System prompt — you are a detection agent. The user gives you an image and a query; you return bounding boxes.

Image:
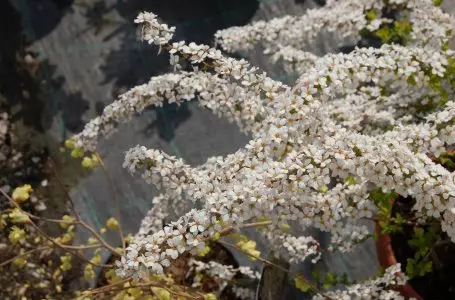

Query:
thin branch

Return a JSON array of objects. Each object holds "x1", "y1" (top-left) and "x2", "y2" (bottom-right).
[
  {"x1": 48, "y1": 158, "x2": 81, "y2": 222},
  {"x1": 79, "y1": 279, "x2": 202, "y2": 299},
  {"x1": 21, "y1": 208, "x2": 122, "y2": 255},
  {"x1": 217, "y1": 240, "x2": 329, "y2": 298},
  {"x1": 26, "y1": 212, "x2": 79, "y2": 224},
  {"x1": 78, "y1": 277, "x2": 132, "y2": 298},
  {"x1": 95, "y1": 153, "x2": 126, "y2": 251},
  {"x1": 241, "y1": 221, "x2": 272, "y2": 229},
  {"x1": 0, "y1": 246, "x2": 50, "y2": 268},
  {"x1": 48, "y1": 158, "x2": 123, "y2": 256},
  {"x1": 61, "y1": 243, "x2": 102, "y2": 250},
  {"x1": 0, "y1": 188, "x2": 111, "y2": 268},
  {"x1": 78, "y1": 218, "x2": 123, "y2": 257}
]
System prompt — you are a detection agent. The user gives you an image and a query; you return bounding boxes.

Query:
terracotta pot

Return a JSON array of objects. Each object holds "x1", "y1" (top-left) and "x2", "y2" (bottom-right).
[
  {"x1": 375, "y1": 223, "x2": 424, "y2": 300},
  {"x1": 375, "y1": 149, "x2": 454, "y2": 299}
]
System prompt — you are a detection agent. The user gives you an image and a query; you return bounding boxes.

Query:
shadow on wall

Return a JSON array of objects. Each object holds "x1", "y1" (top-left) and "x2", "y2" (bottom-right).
[
  {"x1": 3, "y1": 0, "x2": 258, "y2": 136},
  {"x1": 10, "y1": 0, "x2": 74, "y2": 41},
  {"x1": 0, "y1": 0, "x2": 90, "y2": 133},
  {"x1": 141, "y1": 103, "x2": 192, "y2": 141},
  {"x1": 80, "y1": 0, "x2": 259, "y2": 140}
]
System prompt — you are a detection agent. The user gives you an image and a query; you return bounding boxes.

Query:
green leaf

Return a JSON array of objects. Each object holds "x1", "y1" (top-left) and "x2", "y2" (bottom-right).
[
  {"x1": 420, "y1": 260, "x2": 433, "y2": 277},
  {"x1": 406, "y1": 258, "x2": 416, "y2": 278},
  {"x1": 311, "y1": 269, "x2": 321, "y2": 287},
  {"x1": 323, "y1": 272, "x2": 338, "y2": 289},
  {"x1": 433, "y1": 0, "x2": 443, "y2": 6},
  {"x1": 366, "y1": 10, "x2": 377, "y2": 22},
  {"x1": 345, "y1": 176, "x2": 356, "y2": 185},
  {"x1": 340, "y1": 273, "x2": 349, "y2": 285},
  {"x1": 374, "y1": 26, "x2": 391, "y2": 43},
  {"x1": 204, "y1": 294, "x2": 217, "y2": 300},
  {"x1": 393, "y1": 21, "x2": 412, "y2": 44},
  {"x1": 405, "y1": 226, "x2": 441, "y2": 279},
  {"x1": 295, "y1": 276, "x2": 311, "y2": 292},
  {"x1": 352, "y1": 145, "x2": 362, "y2": 157},
  {"x1": 151, "y1": 288, "x2": 171, "y2": 300},
  {"x1": 370, "y1": 188, "x2": 396, "y2": 208},
  {"x1": 320, "y1": 185, "x2": 329, "y2": 193},
  {"x1": 407, "y1": 75, "x2": 417, "y2": 86},
  {"x1": 70, "y1": 147, "x2": 84, "y2": 158}
]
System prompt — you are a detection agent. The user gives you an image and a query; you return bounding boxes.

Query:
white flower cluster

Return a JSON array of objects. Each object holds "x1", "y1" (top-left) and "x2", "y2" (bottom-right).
[
  {"x1": 313, "y1": 263, "x2": 408, "y2": 300},
  {"x1": 188, "y1": 259, "x2": 259, "y2": 298},
  {"x1": 232, "y1": 287, "x2": 256, "y2": 300},
  {"x1": 293, "y1": 45, "x2": 448, "y2": 102},
  {"x1": 216, "y1": 0, "x2": 452, "y2": 52},
  {"x1": 215, "y1": 0, "x2": 454, "y2": 74},
  {"x1": 135, "y1": 194, "x2": 171, "y2": 239},
  {"x1": 407, "y1": 0, "x2": 455, "y2": 50},
  {"x1": 72, "y1": 71, "x2": 267, "y2": 150},
  {"x1": 188, "y1": 259, "x2": 260, "y2": 283},
  {"x1": 278, "y1": 234, "x2": 321, "y2": 264},
  {"x1": 135, "y1": 12, "x2": 175, "y2": 46},
  {"x1": 214, "y1": 0, "x2": 379, "y2": 53},
  {"x1": 72, "y1": 0, "x2": 455, "y2": 297},
  {"x1": 269, "y1": 46, "x2": 318, "y2": 75}
]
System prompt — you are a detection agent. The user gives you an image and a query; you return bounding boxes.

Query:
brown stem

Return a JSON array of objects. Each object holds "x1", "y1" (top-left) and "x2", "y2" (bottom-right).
[
  {"x1": 0, "y1": 188, "x2": 111, "y2": 268},
  {"x1": 77, "y1": 276, "x2": 132, "y2": 298},
  {"x1": 78, "y1": 277, "x2": 201, "y2": 299},
  {"x1": 23, "y1": 209, "x2": 122, "y2": 255},
  {"x1": 0, "y1": 246, "x2": 50, "y2": 267},
  {"x1": 241, "y1": 221, "x2": 272, "y2": 229},
  {"x1": 32, "y1": 221, "x2": 112, "y2": 268},
  {"x1": 77, "y1": 218, "x2": 123, "y2": 257},
  {"x1": 93, "y1": 283, "x2": 200, "y2": 299},
  {"x1": 26, "y1": 212, "x2": 79, "y2": 224},
  {"x1": 60, "y1": 243, "x2": 102, "y2": 250},
  {"x1": 48, "y1": 159, "x2": 123, "y2": 256}
]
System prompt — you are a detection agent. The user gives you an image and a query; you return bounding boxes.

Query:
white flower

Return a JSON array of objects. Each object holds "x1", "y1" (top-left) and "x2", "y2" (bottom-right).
[
  {"x1": 169, "y1": 54, "x2": 181, "y2": 71},
  {"x1": 72, "y1": 4, "x2": 455, "y2": 297}
]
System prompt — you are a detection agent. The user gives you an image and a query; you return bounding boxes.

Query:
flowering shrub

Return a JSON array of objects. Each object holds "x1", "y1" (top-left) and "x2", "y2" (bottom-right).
[{"x1": 14, "y1": 0, "x2": 455, "y2": 298}]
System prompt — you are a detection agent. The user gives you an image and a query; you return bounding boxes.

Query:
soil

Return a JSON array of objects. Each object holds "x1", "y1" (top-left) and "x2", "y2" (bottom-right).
[{"x1": 390, "y1": 196, "x2": 455, "y2": 300}]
